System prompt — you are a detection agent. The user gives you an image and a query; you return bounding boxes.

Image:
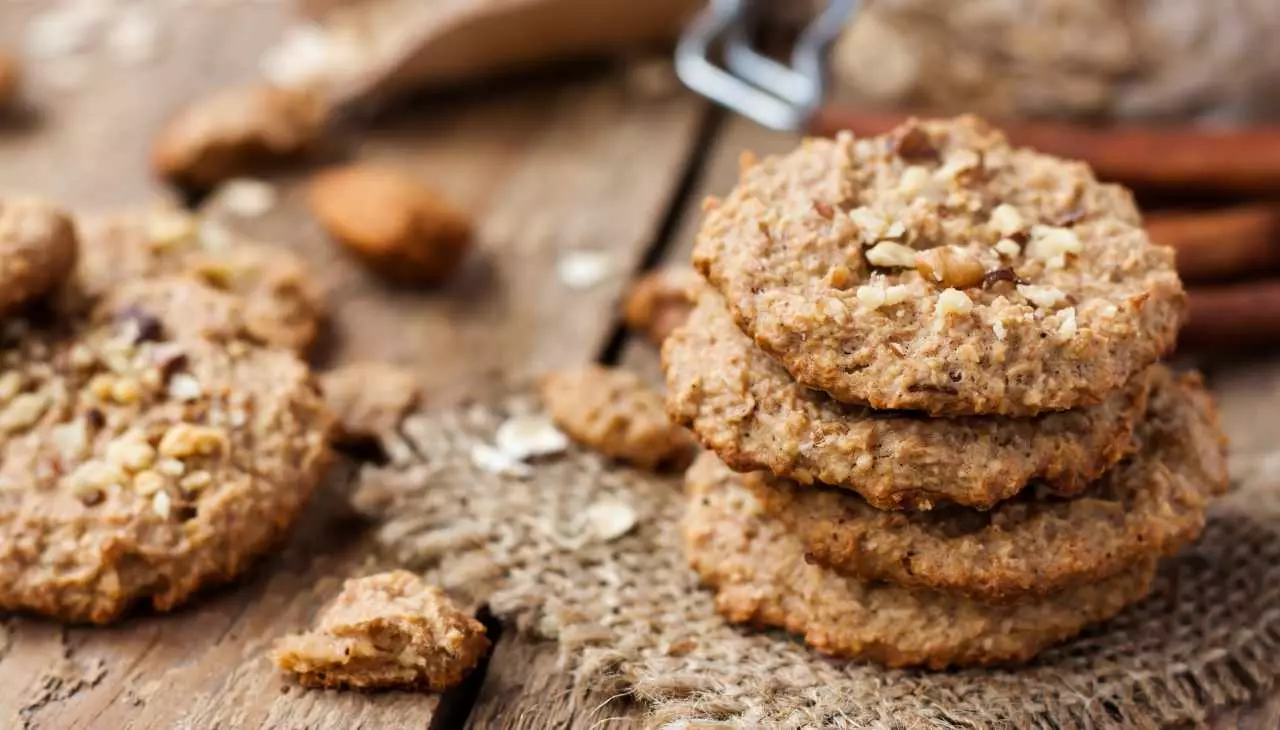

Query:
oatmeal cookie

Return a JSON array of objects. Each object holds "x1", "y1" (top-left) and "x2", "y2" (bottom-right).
[
  {"x1": 0, "y1": 278, "x2": 332, "y2": 623},
  {"x1": 665, "y1": 291, "x2": 1149, "y2": 509},
  {"x1": 692, "y1": 116, "x2": 1185, "y2": 415},
  {"x1": 320, "y1": 362, "x2": 420, "y2": 445},
  {"x1": 0, "y1": 199, "x2": 78, "y2": 315},
  {"x1": 684, "y1": 456, "x2": 1158, "y2": 669},
  {"x1": 541, "y1": 365, "x2": 694, "y2": 471},
  {"x1": 712, "y1": 367, "x2": 1223, "y2": 605},
  {"x1": 273, "y1": 570, "x2": 489, "y2": 691},
  {"x1": 75, "y1": 208, "x2": 324, "y2": 355}
]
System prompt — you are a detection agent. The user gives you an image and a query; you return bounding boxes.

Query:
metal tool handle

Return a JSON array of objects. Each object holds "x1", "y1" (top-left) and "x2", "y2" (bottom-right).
[{"x1": 676, "y1": 0, "x2": 859, "y2": 131}]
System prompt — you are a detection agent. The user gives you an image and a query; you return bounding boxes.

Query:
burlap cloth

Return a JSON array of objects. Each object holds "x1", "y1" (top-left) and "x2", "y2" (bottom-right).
[{"x1": 351, "y1": 398, "x2": 1280, "y2": 729}]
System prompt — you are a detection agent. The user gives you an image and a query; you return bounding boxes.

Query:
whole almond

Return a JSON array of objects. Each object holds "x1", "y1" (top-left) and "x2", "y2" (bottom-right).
[
  {"x1": 307, "y1": 165, "x2": 472, "y2": 287},
  {"x1": 152, "y1": 84, "x2": 323, "y2": 190}
]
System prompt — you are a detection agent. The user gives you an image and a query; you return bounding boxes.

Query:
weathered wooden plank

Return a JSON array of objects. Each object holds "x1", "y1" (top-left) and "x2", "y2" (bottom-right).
[
  {"x1": 0, "y1": 60, "x2": 709, "y2": 728},
  {"x1": 0, "y1": 1, "x2": 288, "y2": 209}
]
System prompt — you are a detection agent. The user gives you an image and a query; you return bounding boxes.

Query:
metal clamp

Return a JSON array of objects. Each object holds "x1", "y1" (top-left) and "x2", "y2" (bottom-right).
[{"x1": 676, "y1": 0, "x2": 859, "y2": 131}]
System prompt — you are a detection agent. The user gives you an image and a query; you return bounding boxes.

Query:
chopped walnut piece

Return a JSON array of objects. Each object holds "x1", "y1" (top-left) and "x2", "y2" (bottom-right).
[
  {"x1": 541, "y1": 365, "x2": 694, "y2": 471},
  {"x1": 622, "y1": 267, "x2": 699, "y2": 344},
  {"x1": 1017, "y1": 284, "x2": 1068, "y2": 310},
  {"x1": 152, "y1": 84, "x2": 323, "y2": 190},
  {"x1": 915, "y1": 246, "x2": 984, "y2": 289},
  {"x1": 989, "y1": 204, "x2": 1025, "y2": 237},
  {"x1": 865, "y1": 241, "x2": 918, "y2": 268},
  {"x1": 308, "y1": 165, "x2": 473, "y2": 287},
  {"x1": 934, "y1": 288, "x2": 973, "y2": 319},
  {"x1": 1024, "y1": 225, "x2": 1082, "y2": 269},
  {"x1": 272, "y1": 571, "x2": 489, "y2": 692}
]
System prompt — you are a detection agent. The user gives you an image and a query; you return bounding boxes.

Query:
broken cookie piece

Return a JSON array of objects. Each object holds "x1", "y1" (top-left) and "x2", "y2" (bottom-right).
[
  {"x1": 320, "y1": 361, "x2": 420, "y2": 446},
  {"x1": 622, "y1": 266, "x2": 699, "y2": 344},
  {"x1": 273, "y1": 570, "x2": 489, "y2": 691},
  {"x1": 541, "y1": 365, "x2": 694, "y2": 471},
  {"x1": 307, "y1": 164, "x2": 473, "y2": 287},
  {"x1": 152, "y1": 84, "x2": 324, "y2": 190},
  {"x1": 0, "y1": 198, "x2": 78, "y2": 315}
]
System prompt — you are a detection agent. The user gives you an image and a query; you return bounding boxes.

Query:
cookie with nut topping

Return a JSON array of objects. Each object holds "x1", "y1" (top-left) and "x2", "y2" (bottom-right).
[
  {"x1": 75, "y1": 208, "x2": 325, "y2": 355},
  {"x1": 0, "y1": 277, "x2": 331, "y2": 623},
  {"x1": 692, "y1": 116, "x2": 1186, "y2": 416},
  {"x1": 664, "y1": 290, "x2": 1151, "y2": 510}
]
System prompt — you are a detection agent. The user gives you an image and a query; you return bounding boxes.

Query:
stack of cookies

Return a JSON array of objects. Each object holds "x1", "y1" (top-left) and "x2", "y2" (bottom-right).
[{"x1": 663, "y1": 116, "x2": 1230, "y2": 669}]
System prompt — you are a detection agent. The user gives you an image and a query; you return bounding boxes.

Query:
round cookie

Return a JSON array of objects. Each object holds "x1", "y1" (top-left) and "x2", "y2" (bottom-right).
[
  {"x1": 692, "y1": 116, "x2": 1185, "y2": 416},
  {"x1": 75, "y1": 208, "x2": 325, "y2": 355},
  {"x1": 0, "y1": 277, "x2": 332, "y2": 623},
  {"x1": 665, "y1": 290, "x2": 1150, "y2": 509},
  {"x1": 683, "y1": 456, "x2": 1158, "y2": 669},
  {"x1": 0, "y1": 198, "x2": 78, "y2": 315},
  {"x1": 735, "y1": 366, "x2": 1228, "y2": 602}
]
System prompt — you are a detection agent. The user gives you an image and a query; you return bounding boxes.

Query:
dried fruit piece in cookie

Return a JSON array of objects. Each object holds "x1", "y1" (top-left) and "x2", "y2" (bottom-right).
[
  {"x1": 321, "y1": 361, "x2": 420, "y2": 446},
  {"x1": 541, "y1": 365, "x2": 694, "y2": 471},
  {"x1": 0, "y1": 278, "x2": 332, "y2": 623},
  {"x1": 713, "y1": 367, "x2": 1225, "y2": 602},
  {"x1": 622, "y1": 267, "x2": 700, "y2": 344},
  {"x1": 683, "y1": 457, "x2": 1158, "y2": 669},
  {"x1": 0, "y1": 199, "x2": 78, "y2": 315},
  {"x1": 75, "y1": 208, "x2": 325, "y2": 355},
  {"x1": 693, "y1": 116, "x2": 1186, "y2": 416},
  {"x1": 152, "y1": 84, "x2": 324, "y2": 190},
  {"x1": 307, "y1": 165, "x2": 473, "y2": 287},
  {"x1": 665, "y1": 291, "x2": 1150, "y2": 509},
  {"x1": 273, "y1": 570, "x2": 489, "y2": 691}
]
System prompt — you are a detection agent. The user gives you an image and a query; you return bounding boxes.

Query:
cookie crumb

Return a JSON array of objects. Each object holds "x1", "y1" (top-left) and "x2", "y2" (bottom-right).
[
  {"x1": 320, "y1": 362, "x2": 420, "y2": 445},
  {"x1": 307, "y1": 165, "x2": 473, "y2": 287},
  {"x1": 622, "y1": 267, "x2": 699, "y2": 344},
  {"x1": 273, "y1": 571, "x2": 489, "y2": 692},
  {"x1": 541, "y1": 365, "x2": 694, "y2": 471},
  {"x1": 152, "y1": 84, "x2": 323, "y2": 190}
]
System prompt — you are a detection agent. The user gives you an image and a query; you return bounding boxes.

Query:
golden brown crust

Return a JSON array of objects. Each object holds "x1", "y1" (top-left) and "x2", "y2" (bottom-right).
[
  {"x1": 684, "y1": 456, "x2": 1158, "y2": 669},
  {"x1": 320, "y1": 362, "x2": 420, "y2": 444},
  {"x1": 541, "y1": 365, "x2": 694, "y2": 471},
  {"x1": 622, "y1": 267, "x2": 699, "y2": 344},
  {"x1": 664, "y1": 290, "x2": 1150, "y2": 509},
  {"x1": 75, "y1": 208, "x2": 325, "y2": 355},
  {"x1": 272, "y1": 570, "x2": 489, "y2": 691},
  {"x1": 692, "y1": 116, "x2": 1186, "y2": 416},
  {"x1": 152, "y1": 85, "x2": 323, "y2": 190},
  {"x1": 0, "y1": 278, "x2": 332, "y2": 624},
  {"x1": 706, "y1": 366, "x2": 1228, "y2": 604},
  {"x1": 307, "y1": 165, "x2": 473, "y2": 287},
  {"x1": 0, "y1": 199, "x2": 78, "y2": 315}
]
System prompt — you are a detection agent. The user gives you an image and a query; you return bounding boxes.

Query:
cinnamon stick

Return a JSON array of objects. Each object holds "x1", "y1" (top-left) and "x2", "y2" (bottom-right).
[
  {"x1": 1146, "y1": 205, "x2": 1280, "y2": 283},
  {"x1": 810, "y1": 107, "x2": 1280, "y2": 196},
  {"x1": 1181, "y1": 281, "x2": 1280, "y2": 349}
]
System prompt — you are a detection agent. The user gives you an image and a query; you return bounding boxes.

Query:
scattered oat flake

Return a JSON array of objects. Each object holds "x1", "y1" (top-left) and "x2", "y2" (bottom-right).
[
  {"x1": 494, "y1": 414, "x2": 568, "y2": 461},
  {"x1": 469, "y1": 443, "x2": 533, "y2": 478},
  {"x1": 585, "y1": 500, "x2": 637, "y2": 542},
  {"x1": 106, "y1": 7, "x2": 159, "y2": 66},
  {"x1": 218, "y1": 178, "x2": 278, "y2": 217},
  {"x1": 25, "y1": 10, "x2": 97, "y2": 59},
  {"x1": 557, "y1": 250, "x2": 612, "y2": 290}
]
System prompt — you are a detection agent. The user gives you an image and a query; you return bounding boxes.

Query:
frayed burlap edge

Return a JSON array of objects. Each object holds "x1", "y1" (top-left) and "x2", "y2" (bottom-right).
[{"x1": 351, "y1": 397, "x2": 1280, "y2": 729}]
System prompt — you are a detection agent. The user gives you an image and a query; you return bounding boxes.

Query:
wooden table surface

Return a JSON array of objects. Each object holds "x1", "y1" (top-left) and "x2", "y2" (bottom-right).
[{"x1": 1, "y1": 3, "x2": 1279, "y2": 728}]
